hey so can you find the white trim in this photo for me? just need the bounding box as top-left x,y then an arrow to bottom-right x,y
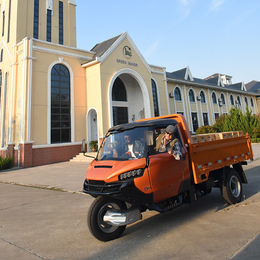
33,46 -> 92,61
8,46 -> 15,143
108,68 -> 151,128
185,66 -> 194,81
33,142 -> 81,149
1,72 -> 8,147
32,38 -> 95,55
47,60 -> 75,144
27,38 -> 33,141
208,89 -> 214,124
151,69 -> 164,75
183,86 -> 191,130
99,32 -> 151,73
163,68 -> 170,115
151,77 -> 161,116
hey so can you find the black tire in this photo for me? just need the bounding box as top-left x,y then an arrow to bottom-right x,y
222,168 -> 243,204
87,196 -> 127,242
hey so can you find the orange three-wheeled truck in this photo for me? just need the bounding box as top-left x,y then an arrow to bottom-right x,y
83,114 -> 253,241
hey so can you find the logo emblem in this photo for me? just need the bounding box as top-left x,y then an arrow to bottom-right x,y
123,46 -> 132,59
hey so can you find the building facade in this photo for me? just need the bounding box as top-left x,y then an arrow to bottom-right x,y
0,0 -> 259,167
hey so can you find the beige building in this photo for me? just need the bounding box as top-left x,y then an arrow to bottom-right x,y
0,0 -> 258,167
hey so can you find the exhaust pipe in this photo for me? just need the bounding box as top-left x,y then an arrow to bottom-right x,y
103,207 -> 142,226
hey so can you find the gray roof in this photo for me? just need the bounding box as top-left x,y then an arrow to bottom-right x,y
167,68 -> 187,79
90,34 -> 122,60
246,81 -> 260,93
166,68 -> 256,95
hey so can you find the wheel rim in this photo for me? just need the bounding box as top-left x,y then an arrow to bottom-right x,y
97,202 -> 120,233
229,175 -> 241,198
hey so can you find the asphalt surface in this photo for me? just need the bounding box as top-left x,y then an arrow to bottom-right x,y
0,144 -> 259,260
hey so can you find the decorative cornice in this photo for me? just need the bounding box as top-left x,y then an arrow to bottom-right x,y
33,46 -> 92,61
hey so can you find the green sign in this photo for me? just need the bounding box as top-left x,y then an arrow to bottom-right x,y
123,46 -> 132,59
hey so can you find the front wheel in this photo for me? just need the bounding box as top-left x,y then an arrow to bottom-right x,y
87,196 -> 127,242
222,168 -> 242,204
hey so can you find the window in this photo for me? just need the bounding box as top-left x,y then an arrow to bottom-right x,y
112,77 -> 127,101
189,89 -> 195,102
7,0 -> 11,42
245,97 -> 248,106
151,80 -> 159,117
212,92 -> 217,104
51,64 -> 71,143
251,97 -> 254,107
113,107 -> 128,126
236,96 -> 241,106
174,87 -> 181,101
220,93 -> 225,105
214,113 -> 219,120
2,11 -> 5,36
200,91 -> 206,103
203,113 -> 209,126
177,112 -> 184,115
191,112 -> 198,132
33,0 -> 39,39
46,9 -> 51,42
230,95 -> 234,106
0,49 -> 3,62
59,1 -> 63,44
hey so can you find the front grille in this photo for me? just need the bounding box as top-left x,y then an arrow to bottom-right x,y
83,179 -> 121,195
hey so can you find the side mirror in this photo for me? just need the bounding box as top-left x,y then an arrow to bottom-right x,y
81,139 -> 86,154
146,131 -> 154,146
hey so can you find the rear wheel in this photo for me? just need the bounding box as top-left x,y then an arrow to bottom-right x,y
222,168 -> 242,204
87,196 -> 127,242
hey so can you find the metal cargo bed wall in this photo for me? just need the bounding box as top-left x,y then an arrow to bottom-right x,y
189,135 -> 253,184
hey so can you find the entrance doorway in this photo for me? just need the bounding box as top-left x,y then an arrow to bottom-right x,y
112,73 -> 145,126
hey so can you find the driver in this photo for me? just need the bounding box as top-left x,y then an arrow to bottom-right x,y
121,134 -> 144,158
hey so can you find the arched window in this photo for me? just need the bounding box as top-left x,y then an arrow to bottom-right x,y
245,97 -> 248,106
200,91 -> 206,103
212,92 -> 217,104
151,79 -> 159,117
230,95 -> 234,106
236,96 -> 241,106
51,64 -> 71,143
251,97 -> 254,107
112,77 -> 127,101
189,89 -> 195,102
220,93 -> 225,105
174,87 -> 181,101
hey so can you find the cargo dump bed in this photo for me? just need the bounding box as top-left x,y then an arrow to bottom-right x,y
189,133 -> 253,184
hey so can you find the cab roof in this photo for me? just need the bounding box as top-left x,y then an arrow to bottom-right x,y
108,118 -> 178,132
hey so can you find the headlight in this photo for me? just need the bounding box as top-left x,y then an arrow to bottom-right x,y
119,168 -> 144,181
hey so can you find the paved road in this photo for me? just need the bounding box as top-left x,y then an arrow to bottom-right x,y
0,145 -> 259,260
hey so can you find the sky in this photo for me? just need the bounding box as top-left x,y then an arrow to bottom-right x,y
76,0 -> 260,84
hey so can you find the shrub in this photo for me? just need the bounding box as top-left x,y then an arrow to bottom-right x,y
196,125 -> 217,135
0,154 -> 14,171
251,138 -> 260,143
213,114 -> 228,132
212,107 -> 260,138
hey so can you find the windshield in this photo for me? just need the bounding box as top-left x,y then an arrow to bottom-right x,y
97,127 -> 149,161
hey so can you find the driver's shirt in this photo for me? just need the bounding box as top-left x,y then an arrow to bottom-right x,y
127,144 -> 136,158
